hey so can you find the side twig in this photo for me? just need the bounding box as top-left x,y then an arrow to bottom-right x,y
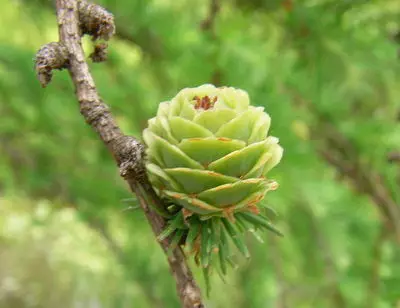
317,126 -> 400,243
365,226 -> 387,308
34,1 -> 203,307
284,88 -> 400,243
200,0 -> 222,86
200,0 -> 220,33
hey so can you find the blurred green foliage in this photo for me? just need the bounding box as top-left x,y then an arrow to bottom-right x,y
1,0 -> 400,307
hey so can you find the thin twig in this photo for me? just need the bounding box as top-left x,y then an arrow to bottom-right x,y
31,0 -> 164,59
34,1 -> 203,306
365,226 -> 387,308
200,0 -> 222,86
284,87 -> 400,243
200,0 -> 220,33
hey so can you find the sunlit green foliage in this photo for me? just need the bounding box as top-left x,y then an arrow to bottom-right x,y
0,0 -> 399,307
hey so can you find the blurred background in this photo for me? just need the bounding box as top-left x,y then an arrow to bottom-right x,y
1,0 -> 400,307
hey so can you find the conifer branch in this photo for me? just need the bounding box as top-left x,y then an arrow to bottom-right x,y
200,0 -> 220,33
33,1 -> 203,307
284,87 -> 400,243
318,128 -> 400,243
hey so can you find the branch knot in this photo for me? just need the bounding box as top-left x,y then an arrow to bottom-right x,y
35,42 -> 69,87
78,1 -> 115,40
89,42 -> 109,62
112,136 -> 147,182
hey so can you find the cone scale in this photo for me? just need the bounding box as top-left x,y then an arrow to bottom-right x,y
143,84 -> 283,289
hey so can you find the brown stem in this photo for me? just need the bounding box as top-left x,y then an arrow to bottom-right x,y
34,0 -> 203,306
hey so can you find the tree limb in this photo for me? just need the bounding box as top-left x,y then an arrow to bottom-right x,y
34,1 -> 203,307
30,0 -> 164,59
284,87 -> 400,243
318,130 -> 400,243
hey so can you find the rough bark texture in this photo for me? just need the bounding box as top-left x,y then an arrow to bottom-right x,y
34,1 -> 203,307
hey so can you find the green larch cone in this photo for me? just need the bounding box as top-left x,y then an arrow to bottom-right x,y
143,84 -> 283,288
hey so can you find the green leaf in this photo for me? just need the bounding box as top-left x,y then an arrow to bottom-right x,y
226,257 -> 238,270
201,223 -> 211,268
209,218 -> 220,253
167,229 -> 185,255
143,129 -> 204,169
185,219 -> 201,251
197,179 -> 269,208
215,107 -> 263,142
158,116 -> 179,144
217,87 -> 250,111
120,205 -> 141,212
208,139 -> 274,177
242,151 -> 272,179
249,229 -> 265,243
219,226 -> 231,274
157,211 -> 185,241
169,116 -> 213,141
168,95 -> 186,117
120,197 -> 138,204
248,112 -> 271,144
147,117 -> 179,145
146,163 -> 181,191
163,190 -> 222,215
239,212 -> 283,237
218,241 -> 228,275
178,100 -> 196,120
164,168 -> 238,194
234,214 -> 249,232
262,143 -> 284,175
156,102 -> 170,117
222,219 -> 250,258
193,109 -> 237,133
260,204 -> 279,220
202,266 -> 211,297
178,137 -> 245,166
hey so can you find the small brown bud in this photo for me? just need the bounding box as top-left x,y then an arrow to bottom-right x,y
78,1 -> 115,41
34,42 -> 69,87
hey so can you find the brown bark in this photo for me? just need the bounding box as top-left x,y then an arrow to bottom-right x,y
34,1 -> 203,306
